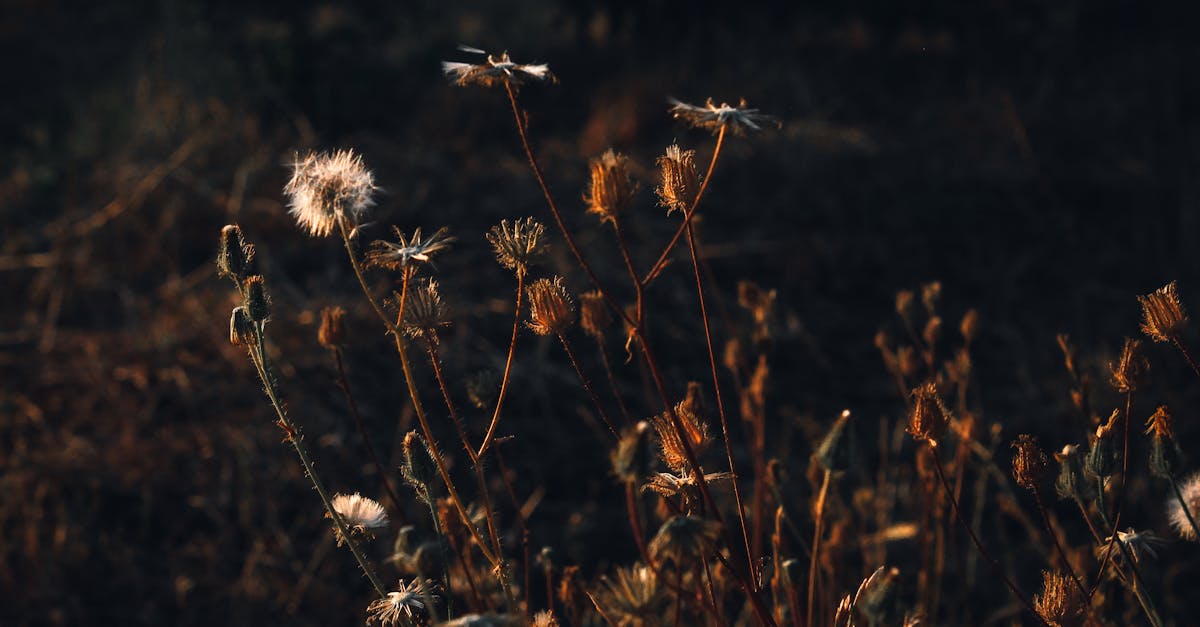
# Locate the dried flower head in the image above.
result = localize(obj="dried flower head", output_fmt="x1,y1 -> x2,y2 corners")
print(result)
486,217 -> 545,276
229,306 -> 256,347
579,291 -> 611,339
1054,444 -> 1089,501
1101,528 -> 1166,567
593,564 -> 667,626
584,149 -> 637,224
526,276 -> 574,336
669,97 -> 778,135
401,431 -> 438,506
1086,409 -> 1120,479
398,278 -> 450,341
1109,337 -> 1148,393
1033,570 -> 1086,627
442,46 -> 555,88
907,382 -> 950,446
330,493 -> 388,545
648,515 -> 720,566
611,421 -> 651,484
531,610 -> 559,627
1146,406 -> 1184,479
1167,472 -> 1200,541
643,470 -> 733,501
1146,405 -> 1175,440
367,226 -> 455,272
284,149 -> 377,237
655,144 -> 699,215
1011,434 -> 1050,490
318,305 -> 348,349
1138,281 -> 1188,343
652,383 -> 711,474
366,579 -> 435,626
244,275 -> 270,322
217,224 -> 254,281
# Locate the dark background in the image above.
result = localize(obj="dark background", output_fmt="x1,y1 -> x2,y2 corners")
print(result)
4,1 -> 1200,624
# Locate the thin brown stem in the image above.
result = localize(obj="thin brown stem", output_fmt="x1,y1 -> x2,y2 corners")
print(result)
612,220 -> 644,327
595,334 -> 633,425
806,469 -> 831,627
556,332 -> 619,439
1171,338 -> 1200,380
1031,485 -> 1086,597
478,273 -> 525,458
495,448 -> 533,621
625,481 -> 651,566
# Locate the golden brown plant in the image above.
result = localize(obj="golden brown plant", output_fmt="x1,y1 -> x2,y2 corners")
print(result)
526,276 -> 575,336
486,217 -> 546,277
1139,281 -> 1188,343
907,382 -> 950,446
1109,337 -> 1148,393
318,305 -> 348,349
1033,570 -> 1087,627
1012,434 -> 1050,490
655,144 -> 699,215
584,149 -> 637,224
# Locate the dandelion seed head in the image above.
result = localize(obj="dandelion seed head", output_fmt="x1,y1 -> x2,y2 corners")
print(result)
669,97 -> 778,135
1167,472 -> 1200,541
284,149 -> 376,237
442,48 -> 555,88
330,492 -> 388,545
366,579 -> 434,626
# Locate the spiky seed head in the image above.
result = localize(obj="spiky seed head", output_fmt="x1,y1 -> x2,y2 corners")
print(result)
652,383 -> 711,474
366,579 -> 435,626
611,421 -> 652,484
1146,406 -> 1183,479
816,409 -> 857,474
244,275 -> 270,322
584,149 -> 636,224
229,306 -> 256,346
578,291 -> 611,339
655,144 -> 699,215
960,308 -> 980,343
907,382 -> 949,447
217,224 -> 254,281
1167,472 -> 1200,541
329,493 -> 388,545
594,564 -> 667,624
1108,337 -> 1148,393
1034,570 -> 1086,627
398,278 -> 450,341
1086,410 -> 1120,479
486,217 -> 546,276
318,305 -> 348,349
1139,281 -> 1188,343
649,516 -> 720,566
668,97 -> 778,135
284,149 -> 376,237
1011,434 -> 1050,491
1054,444 -> 1089,501
401,431 -> 438,506
441,48 -> 555,88
526,276 -> 574,336
367,226 -> 455,272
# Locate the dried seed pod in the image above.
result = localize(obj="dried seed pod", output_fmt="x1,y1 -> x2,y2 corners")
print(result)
217,224 -> 254,281
1086,410 -> 1120,479
655,144 -> 699,214
229,306 -> 256,346
1146,406 -> 1183,480
526,276 -> 574,336
244,275 -> 270,322
584,149 -> 636,224
318,305 -> 348,349
907,382 -> 949,446
1011,434 -> 1050,491
1138,281 -> 1188,343
487,217 -> 546,277
1034,570 -> 1087,627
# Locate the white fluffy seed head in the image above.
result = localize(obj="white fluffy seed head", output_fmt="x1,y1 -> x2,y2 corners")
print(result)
1167,472 -> 1200,541
331,492 -> 388,532
284,149 -> 377,237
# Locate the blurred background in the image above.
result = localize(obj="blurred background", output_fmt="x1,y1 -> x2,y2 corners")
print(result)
3,1 -> 1200,624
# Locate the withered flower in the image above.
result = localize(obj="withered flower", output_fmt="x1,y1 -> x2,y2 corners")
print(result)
1138,281 -> 1188,343
1109,337 -> 1148,393
655,144 -> 699,214
486,217 -> 545,277
584,149 -> 636,224
652,382 -> 711,473
526,276 -> 574,336
398,278 -> 450,341
1033,570 -> 1086,627
367,226 -> 455,272
442,47 -> 555,88
1011,434 -> 1049,490
907,382 -> 950,446
1146,406 -> 1183,479
669,97 -> 778,135
217,224 -> 254,281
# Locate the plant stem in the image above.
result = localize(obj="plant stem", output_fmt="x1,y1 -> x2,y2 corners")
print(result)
1031,485 -> 1086,597
556,332 -> 619,439
478,273 -> 525,458
594,334 -> 633,425
807,469 -> 831,627
1171,337 -> 1200,380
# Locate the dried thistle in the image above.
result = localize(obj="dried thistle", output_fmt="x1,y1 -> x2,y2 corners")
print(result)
217,224 -> 254,281
244,275 -> 270,323
401,431 -> 438,506
643,470 -> 733,500
367,226 -> 455,272
579,291 -> 611,339
329,493 -> 389,546
655,144 -> 699,214
652,382 -> 711,474
1033,570 -> 1086,627
669,97 -> 778,135
366,579 -> 435,625
1139,281 -> 1188,343
1109,337 -> 1148,393
526,276 -> 574,336
593,564 -> 667,626
284,149 -> 377,237
1011,434 -> 1049,491
398,278 -> 450,341
486,217 -> 546,276
318,305 -> 348,349
648,515 -> 720,566
1085,409 -> 1120,479
229,306 -> 255,347
584,149 -> 637,224
1100,528 -> 1165,567
1146,406 -> 1183,479
907,382 -> 950,446
442,47 -> 555,88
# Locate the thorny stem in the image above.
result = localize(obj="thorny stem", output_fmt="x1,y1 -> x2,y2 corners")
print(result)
477,273 -> 525,458
494,449 -> 533,619
643,124 -> 727,286
927,444 -> 1043,624
556,332 -> 619,439
807,469 -> 831,627
331,347 -> 407,525
1031,485 -> 1086,597
503,82 -> 775,627
245,325 -> 387,598
1170,478 -> 1200,541
685,220 -> 755,577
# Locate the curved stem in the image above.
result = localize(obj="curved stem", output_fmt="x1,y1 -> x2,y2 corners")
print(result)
1031,486 -> 1086,597
807,469 -> 831,627
478,272 -> 525,458
612,220 -> 644,327
595,335 -> 633,425
556,332 -> 619,439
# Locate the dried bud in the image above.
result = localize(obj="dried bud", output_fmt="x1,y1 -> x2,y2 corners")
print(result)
399,278 -> 450,341
579,291 -> 611,338
487,217 -> 546,277
1138,281 -> 1188,343
244,275 -> 270,322
229,306 -> 256,346
584,149 -> 636,224
815,410 -> 856,474
1054,444 -> 1089,501
1109,337 -> 1148,394
907,382 -> 950,446
652,383 -> 711,474
318,305 -> 348,349
648,516 -> 720,566
217,224 -> 254,281
1146,406 -> 1183,479
1011,434 -> 1050,491
611,421 -> 652,484
526,276 -> 574,336
401,431 -> 438,506
1034,570 -> 1087,627
1086,410 -> 1120,479
960,309 -> 979,343
655,144 -> 699,215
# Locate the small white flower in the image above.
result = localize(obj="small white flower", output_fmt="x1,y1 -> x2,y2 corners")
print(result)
283,149 -> 377,237
1167,472 -> 1200,540
668,97 -> 778,135
366,579 -> 434,626
330,492 -> 388,545
442,46 -> 554,87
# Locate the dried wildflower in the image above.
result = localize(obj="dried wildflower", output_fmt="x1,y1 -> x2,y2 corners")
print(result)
284,149 -> 377,237
584,149 -> 636,224
1146,406 -> 1184,479
217,224 -> 254,281
1139,281 -> 1189,343
1167,472 -> 1200,540
611,421 -> 651,484
648,515 -> 720,566
367,226 -> 455,272
643,470 -> 733,499
330,493 -> 388,545
1085,409 -> 1120,479
531,610 -> 558,627
1033,570 -> 1086,627
398,278 -> 450,341
318,305 -> 348,349
655,144 -> 699,214
1054,444 -> 1089,501
442,46 -> 554,88
526,276 -> 574,336
1101,528 -> 1166,567
852,566 -> 900,625
486,217 -> 545,276
401,431 -> 438,506
229,306 -> 256,347
1011,434 -> 1050,490
651,383 -> 711,474
907,382 -> 950,446
815,409 -> 857,474
593,564 -> 667,626
244,275 -> 270,322
367,579 -> 435,625
579,291 -> 611,339
669,97 -> 778,135
1109,337 -> 1148,393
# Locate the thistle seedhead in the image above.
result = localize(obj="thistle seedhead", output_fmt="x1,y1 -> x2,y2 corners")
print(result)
669,97 -> 778,135
367,226 -> 455,273
1086,409 -> 1120,479
229,306 -> 256,347
284,149 -> 376,237
1138,281 -> 1188,343
401,431 -> 438,506
442,47 -> 555,88
366,579 -> 435,626
329,493 -> 388,546
907,382 -> 950,447
579,291 -> 611,339
1011,434 -> 1050,491
648,515 -> 720,566
398,278 -> 450,342
584,149 -> 636,225
652,383 -> 711,474
1033,570 -> 1086,627
318,305 -> 348,349
244,275 -> 270,323
1146,406 -> 1183,479
526,276 -> 574,336
486,217 -> 546,276
1109,337 -> 1148,394
655,144 -> 699,215
217,224 -> 254,281
1167,472 -> 1200,541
